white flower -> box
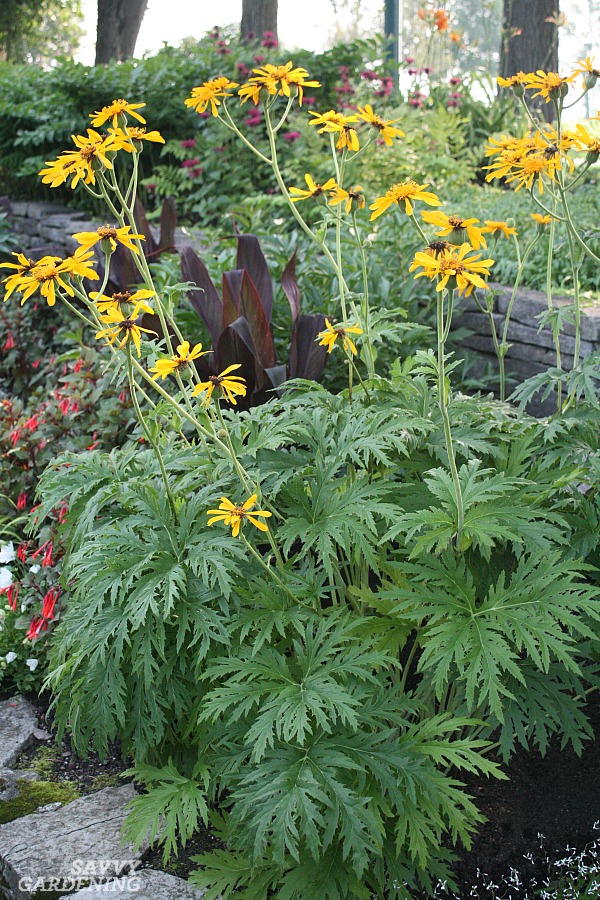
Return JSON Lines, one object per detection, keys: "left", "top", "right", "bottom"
{"left": 4, "top": 651, "right": 17, "bottom": 664}
{"left": 0, "top": 566, "right": 13, "bottom": 590}
{"left": 29, "top": 564, "right": 41, "bottom": 574}
{"left": 0, "top": 542, "right": 16, "bottom": 564}
{"left": 25, "top": 658, "right": 39, "bottom": 671}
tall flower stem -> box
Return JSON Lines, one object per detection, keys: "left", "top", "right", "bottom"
{"left": 126, "top": 345, "right": 178, "bottom": 521}
{"left": 352, "top": 212, "right": 376, "bottom": 379}
{"left": 437, "top": 289, "right": 464, "bottom": 548}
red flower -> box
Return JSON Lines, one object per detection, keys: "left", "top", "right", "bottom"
{"left": 17, "top": 541, "right": 27, "bottom": 561}
{"left": 41, "top": 543, "right": 53, "bottom": 568}
{"left": 73, "top": 358, "right": 85, "bottom": 373}
{"left": 16, "top": 492, "right": 28, "bottom": 511}
{"left": 7, "top": 583, "right": 19, "bottom": 611}
{"left": 41, "top": 587, "right": 59, "bottom": 620}
{"left": 3, "top": 332, "right": 15, "bottom": 351}
{"left": 27, "top": 616, "right": 48, "bottom": 641}
{"left": 10, "top": 428, "right": 20, "bottom": 447}
{"left": 31, "top": 359, "right": 41, "bottom": 369}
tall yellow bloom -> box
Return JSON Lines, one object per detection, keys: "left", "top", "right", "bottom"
{"left": 0, "top": 253, "right": 38, "bottom": 301}
{"left": 481, "top": 220, "right": 518, "bottom": 239}
{"left": 191, "top": 365, "right": 247, "bottom": 405}
{"left": 239, "top": 62, "right": 320, "bottom": 106}
{"left": 370, "top": 180, "right": 441, "bottom": 219}
{"left": 107, "top": 126, "right": 165, "bottom": 152}
{"left": 184, "top": 77, "right": 239, "bottom": 116}
{"left": 410, "top": 243, "right": 494, "bottom": 296}
{"left": 524, "top": 70, "right": 576, "bottom": 102}
{"left": 89, "top": 288, "right": 155, "bottom": 315}
{"left": 421, "top": 210, "right": 487, "bottom": 249}
{"left": 90, "top": 99, "right": 146, "bottom": 128}
{"left": 356, "top": 104, "right": 404, "bottom": 146}
{"left": 39, "top": 130, "right": 115, "bottom": 189}
{"left": 317, "top": 318, "right": 363, "bottom": 355}
{"left": 329, "top": 185, "right": 365, "bottom": 214}
{"left": 308, "top": 110, "right": 360, "bottom": 150}
{"left": 72, "top": 224, "right": 145, "bottom": 255}
{"left": 95, "top": 301, "right": 156, "bottom": 356}
{"left": 207, "top": 494, "right": 272, "bottom": 538}
{"left": 150, "top": 341, "right": 208, "bottom": 379}
{"left": 289, "top": 173, "right": 337, "bottom": 202}
{"left": 2, "top": 249, "right": 97, "bottom": 306}
{"left": 504, "top": 152, "right": 561, "bottom": 193}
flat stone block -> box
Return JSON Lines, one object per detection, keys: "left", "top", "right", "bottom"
{"left": 492, "top": 283, "right": 600, "bottom": 343}
{"left": 69, "top": 869, "right": 205, "bottom": 898}
{"left": 7, "top": 202, "right": 28, "bottom": 217}
{"left": 0, "top": 769, "right": 38, "bottom": 803}
{"left": 0, "top": 697, "right": 38, "bottom": 769}
{"left": 0, "top": 784, "right": 145, "bottom": 898}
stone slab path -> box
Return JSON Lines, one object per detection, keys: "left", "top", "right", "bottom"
{"left": 0, "top": 698, "right": 38, "bottom": 769}
{"left": 0, "top": 698, "right": 204, "bottom": 898}
{"left": 70, "top": 868, "right": 205, "bottom": 898}
{"left": 0, "top": 784, "right": 145, "bottom": 898}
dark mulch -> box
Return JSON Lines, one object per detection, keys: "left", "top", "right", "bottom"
{"left": 446, "top": 689, "right": 600, "bottom": 898}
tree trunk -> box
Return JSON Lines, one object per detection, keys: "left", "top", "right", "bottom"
{"left": 241, "top": 0, "right": 278, "bottom": 42}
{"left": 95, "top": 0, "right": 148, "bottom": 65}
{"left": 500, "top": 0, "right": 559, "bottom": 119}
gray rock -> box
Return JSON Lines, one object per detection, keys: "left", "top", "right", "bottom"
{"left": 7, "top": 202, "right": 28, "bottom": 218}
{"left": 0, "top": 769, "right": 38, "bottom": 803}
{"left": 69, "top": 869, "right": 205, "bottom": 898}
{"left": 0, "top": 697, "right": 38, "bottom": 768}
{"left": 0, "top": 784, "right": 146, "bottom": 898}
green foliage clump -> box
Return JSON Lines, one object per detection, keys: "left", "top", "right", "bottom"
{"left": 36, "top": 371, "right": 600, "bottom": 897}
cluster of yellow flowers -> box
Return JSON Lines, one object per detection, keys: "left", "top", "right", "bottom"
{"left": 39, "top": 100, "right": 165, "bottom": 190}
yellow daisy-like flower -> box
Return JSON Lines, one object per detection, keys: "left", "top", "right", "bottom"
{"left": 484, "top": 132, "right": 535, "bottom": 160}
{"left": 328, "top": 185, "right": 365, "bottom": 214}
{"left": 356, "top": 104, "right": 404, "bottom": 146}
{"left": 308, "top": 110, "right": 360, "bottom": 151}
{"left": 369, "top": 180, "right": 441, "bottom": 219}
{"left": 573, "top": 123, "right": 600, "bottom": 160}
{"left": 90, "top": 99, "right": 146, "bottom": 129}
{"left": 289, "top": 173, "right": 337, "bottom": 203}
{"left": 89, "top": 288, "right": 155, "bottom": 314}
{"left": 410, "top": 242, "right": 494, "bottom": 297}
{"left": 497, "top": 72, "right": 528, "bottom": 89}
{"left": 421, "top": 210, "right": 487, "bottom": 250}
{"left": 9, "top": 257, "right": 68, "bottom": 306}
{"left": 0, "top": 252, "right": 38, "bottom": 301}
{"left": 317, "top": 318, "right": 363, "bottom": 355}
{"left": 207, "top": 494, "right": 272, "bottom": 538}
{"left": 481, "top": 220, "right": 518, "bottom": 239}
{"left": 39, "top": 130, "right": 115, "bottom": 190}
{"left": 191, "top": 364, "right": 247, "bottom": 405}
{"left": 72, "top": 224, "right": 145, "bottom": 255}
{"left": 184, "top": 77, "right": 239, "bottom": 116}
{"left": 95, "top": 301, "right": 156, "bottom": 356}
{"left": 239, "top": 62, "right": 320, "bottom": 106}
{"left": 150, "top": 341, "right": 208, "bottom": 380}
{"left": 574, "top": 56, "right": 600, "bottom": 88}
{"left": 505, "top": 152, "right": 561, "bottom": 193}
{"left": 531, "top": 213, "right": 552, "bottom": 226}
{"left": 61, "top": 249, "right": 100, "bottom": 282}
{"left": 524, "top": 70, "right": 577, "bottom": 102}
{"left": 107, "top": 126, "right": 165, "bottom": 152}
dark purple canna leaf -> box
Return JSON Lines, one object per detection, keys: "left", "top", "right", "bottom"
{"left": 180, "top": 246, "right": 223, "bottom": 345}
{"left": 290, "top": 313, "right": 328, "bottom": 381}
{"left": 157, "top": 196, "right": 177, "bottom": 254}
{"left": 222, "top": 270, "right": 276, "bottom": 369}
{"left": 221, "top": 269, "right": 245, "bottom": 330}
{"left": 236, "top": 234, "right": 274, "bottom": 323}
{"left": 265, "top": 364, "right": 289, "bottom": 393}
{"left": 133, "top": 198, "right": 157, "bottom": 257}
{"left": 281, "top": 250, "right": 301, "bottom": 323}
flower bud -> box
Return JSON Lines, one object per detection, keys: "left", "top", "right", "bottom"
{"left": 584, "top": 73, "right": 598, "bottom": 91}
{"left": 512, "top": 83, "right": 525, "bottom": 99}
